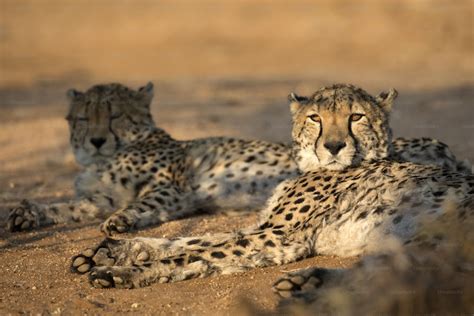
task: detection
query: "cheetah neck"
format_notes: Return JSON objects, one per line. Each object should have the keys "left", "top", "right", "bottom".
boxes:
{"left": 143, "top": 127, "right": 173, "bottom": 142}
{"left": 123, "top": 126, "right": 174, "bottom": 145}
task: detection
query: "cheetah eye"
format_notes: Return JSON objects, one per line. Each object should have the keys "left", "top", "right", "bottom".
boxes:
{"left": 308, "top": 114, "right": 321, "bottom": 123}
{"left": 350, "top": 113, "right": 364, "bottom": 122}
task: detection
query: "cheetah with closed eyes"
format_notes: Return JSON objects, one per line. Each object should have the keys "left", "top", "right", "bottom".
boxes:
{"left": 8, "top": 82, "right": 468, "bottom": 235}
{"left": 7, "top": 82, "right": 298, "bottom": 235}
{"left": 70, "top": 84, "right": 473, "bottom": 289}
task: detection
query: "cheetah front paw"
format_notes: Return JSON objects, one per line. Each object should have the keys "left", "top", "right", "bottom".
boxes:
{"left": 89, "top": 266, "right": 142, "bottom": 289}
{"left": 100, "top": 213, "right": 136, "bottom": 236}
{"left": 71, "top": 238, "right": 151, "bottom": 274}
{"left": 273, "top": 268, "right": 325, "bottom": 299}
{"left": 7, "top": 200, "right": 42, "bottom": 232}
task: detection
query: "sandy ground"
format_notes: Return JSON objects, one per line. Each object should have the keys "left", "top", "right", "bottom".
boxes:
{"left": 0, "top": 1, "right": 473, "bottom": 314}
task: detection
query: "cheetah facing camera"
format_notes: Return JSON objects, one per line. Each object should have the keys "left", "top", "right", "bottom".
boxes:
{"left": 8, "top": 83, "right": 468, "bottom": 235}
{"left": 70, "top": 84, "right": 473, "bottom": 290}
{"left": 289, "top": 85, "right": 470, "bottom": 173}
{"left": 7, "top": 82, "right": 299, "bottom": 235}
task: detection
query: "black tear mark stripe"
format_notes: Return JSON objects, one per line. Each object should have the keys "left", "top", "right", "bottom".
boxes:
{"left": 82, "top": 101, "right": 92, "bottom": 145}
{"left": 107, "top": 102, "right": 121, "bottom": 145}
{"left": 311, "top": 102, "right": 323, "bottom": 162}
{"left": 82, "top": 120, "right": 89, "bottom": 145}
{"left": 315, "top": 120, "right": 323, "bottom": 155}
{"left": 347, "top": 115, "right": 358, "bottom": 152}
{"left": 296, "top": 123, "right": 305, "bottom": 139}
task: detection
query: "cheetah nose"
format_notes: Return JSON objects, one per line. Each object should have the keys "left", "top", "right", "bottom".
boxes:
{"left": 90, "top": 137, "right": 107, "bottom": 149}
{"left": 324, "top": 141, "right": 346, "bottom": 155}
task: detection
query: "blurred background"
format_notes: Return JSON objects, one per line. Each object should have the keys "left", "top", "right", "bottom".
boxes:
{"left": 1, "top": 0, "right": 472, "bottom": 86}
{"left": 0, "top": 0, "right": 473, "bottom": 207}
{"left": 0, "top": 1, "right": 473, "bottom": 314}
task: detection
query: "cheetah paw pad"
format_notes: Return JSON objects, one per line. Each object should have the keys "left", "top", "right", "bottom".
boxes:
{"left": 7, "top": 200, "right": 41, "bottom": 232}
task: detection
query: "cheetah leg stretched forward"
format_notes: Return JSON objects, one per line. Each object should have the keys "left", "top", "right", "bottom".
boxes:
{"left": 99, "top": 183, "right": 198, "bottom": 236}
{"left": 71, "top": 228, "right": 313, "bottom": 288}
{"left": 8, "top": 183, "right": 197, "bottom": 235}
{"left": 7, "top": 195, "right": 112, "bottom": 232}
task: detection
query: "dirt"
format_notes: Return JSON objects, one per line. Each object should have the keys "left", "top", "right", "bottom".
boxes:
{"left": 0, "top": 1, "right": 473, "bottom": 315}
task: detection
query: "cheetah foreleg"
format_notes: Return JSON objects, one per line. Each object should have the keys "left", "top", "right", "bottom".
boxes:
{"left": 7, "top": 196, "right": 112, "bottom": 232}
{"left": 100, "top": 184, "right": 197, "bottom": 235}
{"left": 81, "top": 229, "right": 312, "bottom": 288}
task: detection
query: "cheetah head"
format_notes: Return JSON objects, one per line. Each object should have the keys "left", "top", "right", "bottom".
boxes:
{"left": 289, "top": 83, "right": 398, "bottom": 172}
{"left": 66, "top": 82, "right": 155, "bottom": 166}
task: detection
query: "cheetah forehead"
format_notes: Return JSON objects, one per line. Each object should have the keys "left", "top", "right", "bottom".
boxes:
{"left": 67, "top": 83, "right": 152, "bottom": 117}
{"left": 84, "top": 83, "right": 140, "bottom": 106}
{"left": 298, "top": 84, "right": 385, "bottom": 117}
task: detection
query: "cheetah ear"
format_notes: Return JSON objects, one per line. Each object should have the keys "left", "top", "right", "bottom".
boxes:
{"left": 66, "top": 89, "right": 83, "bottom": 102}
{"left": 288, "top": 93, "right": 308, "bottom": 115}
{"left": 376, "top": 88, "right": 398, "bottom": 112}
{"left": 138, "top": 82, "right": 154, "bottom": 104}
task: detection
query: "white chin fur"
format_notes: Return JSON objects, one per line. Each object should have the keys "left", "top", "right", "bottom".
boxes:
{"left": 75, "top": 152, "right": 93, "bottom": 166}
{"left": 297, "top": 149, "right": 321, "bottom": 173}
{"left": 297, "top": 148, "right": 354, "bottom": 172}
{"left": 74, "top": 149, "right": 109, "bottom": 166}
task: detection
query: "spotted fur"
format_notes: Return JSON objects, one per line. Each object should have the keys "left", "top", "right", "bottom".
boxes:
{"left": 7, "top": 83, "right": 298, "bottom": 234}
{"left": 290, "top": 84, "right": 470, "bottom": 173}
{"left": 69, "top": 84, "right": 473, "bottom": 289}
{"left": 8, "top": 83, "right": 470, "bottom": 234}
{"left": 272, "top": 202, "right": 474, "bottom": 313}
